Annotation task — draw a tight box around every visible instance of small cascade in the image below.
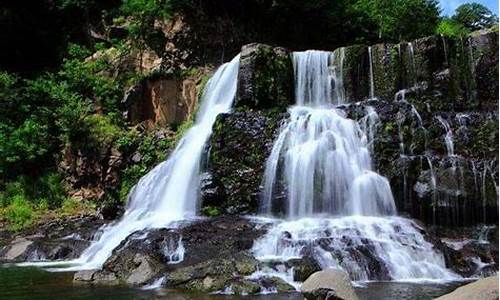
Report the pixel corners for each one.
[407,42,417,87]
[163,236,185,264]
[441,35,449,67]
[332,48,346,103]
[25,55,241,271]
[293,50,334,106]
[254,49,458,287]
[422,156,438,224]
[396,110,406,155]
[436,116,455,157]
[368,46,375,99]
[394,89,427,154]
[252,216,458,282]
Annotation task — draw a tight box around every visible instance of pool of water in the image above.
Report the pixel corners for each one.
[0,266,462,300]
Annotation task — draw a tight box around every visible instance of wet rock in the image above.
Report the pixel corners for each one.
[74,216,266,287]
[435,275,499,300]
[236,43,294,110]
[0,215,106,263]
[428,225,499,277]
[229,278,262,295]
[301,269,359,300]
[84,228,178,285]
[262,276,296,293]
[165,251,259,292]
[199,172,225,210]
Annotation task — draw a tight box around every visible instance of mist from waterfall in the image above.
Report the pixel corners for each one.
[22,54,241,271]
[252,49,459,283]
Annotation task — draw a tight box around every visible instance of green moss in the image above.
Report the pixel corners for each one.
[201,206,221,217]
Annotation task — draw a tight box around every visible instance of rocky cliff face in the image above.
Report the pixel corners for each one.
[122,68,211,129]
[204,28,499,226]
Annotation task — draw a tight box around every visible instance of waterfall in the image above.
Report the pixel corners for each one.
[261,106,396,218]
[253,50,459,284]
[23,55,241,271]
[293,50,335,106]
[436,116,455,157]
[368,46,375,99]
[407,42,417,87]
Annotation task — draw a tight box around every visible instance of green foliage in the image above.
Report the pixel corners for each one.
[120,0,171,53]
[4,195,33,231]
[0,173,68,209]
[354,0,440,42]
[84,114,123,146]
[0,43,126,180]
[436,18,471,37]
[201,206,221,217]
[117,127,179,202]
[453,2,498,31]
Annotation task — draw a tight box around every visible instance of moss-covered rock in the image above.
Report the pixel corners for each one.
[236,43,294,110]
[202,111,286,214]
[341,99,498,226]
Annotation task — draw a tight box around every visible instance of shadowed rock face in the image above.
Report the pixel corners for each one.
[201,111,286,215]
[236,43,295,111]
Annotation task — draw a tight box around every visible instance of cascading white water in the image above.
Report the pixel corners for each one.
[261,106,396,218]
[293,50,335,106]
[436,116,455,157]
[23,55,241,271]
[368,46,375,99]
[252,49,459,284]
[252,216,458,282]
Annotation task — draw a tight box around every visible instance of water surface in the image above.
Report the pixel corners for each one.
[0,266,462,300]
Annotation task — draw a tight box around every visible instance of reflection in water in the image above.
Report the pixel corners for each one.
[0,266,462,300]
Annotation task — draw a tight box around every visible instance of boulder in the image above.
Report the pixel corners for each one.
[165,251,260,292]
[80,228,179,285]
[435,275,499,300]
[301,269,359,300]
[1,238,32,260]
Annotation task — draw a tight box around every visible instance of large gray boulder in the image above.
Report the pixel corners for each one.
[435,275,499,300]
[301,269,359,300]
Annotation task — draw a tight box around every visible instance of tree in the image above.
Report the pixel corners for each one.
[453,3,498,31]
[354,0,441,42]
[436,18,470,37]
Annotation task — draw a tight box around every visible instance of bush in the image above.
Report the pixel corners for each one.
[4,195,33,231]
[0,173,68,209]
[84,114,123,146]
